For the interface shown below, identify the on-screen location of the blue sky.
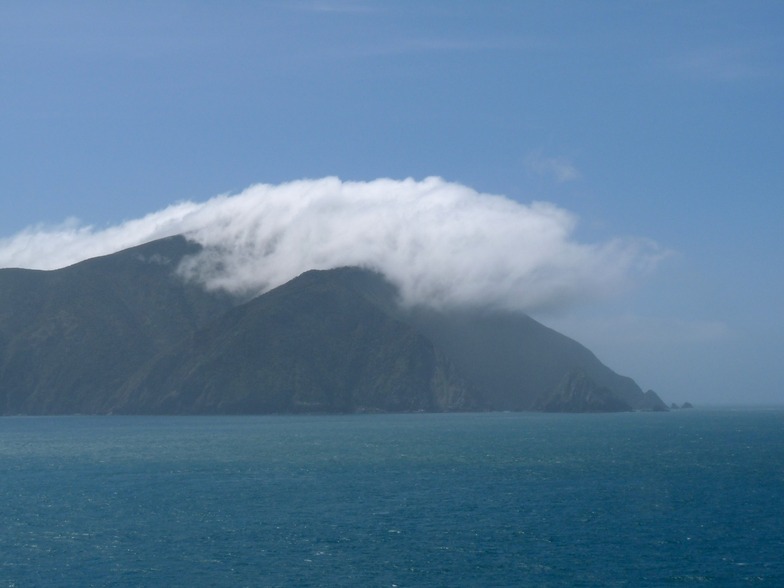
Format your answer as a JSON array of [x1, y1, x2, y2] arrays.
[[1, 1, 782, 405]]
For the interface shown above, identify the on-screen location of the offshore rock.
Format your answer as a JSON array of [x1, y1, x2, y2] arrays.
[[642, 389, 670, 411]]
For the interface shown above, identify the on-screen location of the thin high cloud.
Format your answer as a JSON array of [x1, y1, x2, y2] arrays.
[[295, 1, 378, 15], [668, 45, 775, 82], [525, 152, 581, 183], [0, 177, 666, 313]]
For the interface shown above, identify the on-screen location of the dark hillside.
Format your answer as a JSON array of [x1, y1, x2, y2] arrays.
[[117, 267, 475, 414], [0, 236, 233, 414], [0, 239, 666, 414], [405, 307, 666, 411]]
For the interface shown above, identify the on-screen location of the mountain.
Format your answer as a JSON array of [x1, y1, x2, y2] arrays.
[[0, 236, 666, 414], [115, 267, 474, 414], [0, 236, 234, 414], [531, 369, 634, 412], [403, 307, 665, 412]]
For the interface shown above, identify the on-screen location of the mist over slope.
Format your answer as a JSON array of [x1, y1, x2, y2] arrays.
[[0, 177, 664, 314]]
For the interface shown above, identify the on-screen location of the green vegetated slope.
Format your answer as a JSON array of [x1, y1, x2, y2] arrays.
[[0, 236, 667, 414]]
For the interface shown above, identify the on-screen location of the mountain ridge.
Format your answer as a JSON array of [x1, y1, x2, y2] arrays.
[[0, 236, 667, 414]]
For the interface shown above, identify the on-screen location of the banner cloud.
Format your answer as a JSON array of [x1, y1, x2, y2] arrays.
[[0, 177, 665, 313]]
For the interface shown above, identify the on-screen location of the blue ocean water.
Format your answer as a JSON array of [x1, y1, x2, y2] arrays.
[[1, 409, 782, 587]]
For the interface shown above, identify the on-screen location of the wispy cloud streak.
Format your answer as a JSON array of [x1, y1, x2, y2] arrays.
[[668, 45, 774, 82], [525, 152, 581, 183]]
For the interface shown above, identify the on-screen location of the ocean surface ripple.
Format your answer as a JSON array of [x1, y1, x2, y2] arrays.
[[1, 409, 782, 586]]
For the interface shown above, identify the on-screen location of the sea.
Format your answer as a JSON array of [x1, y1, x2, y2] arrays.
[[1, 409, 782, 587]]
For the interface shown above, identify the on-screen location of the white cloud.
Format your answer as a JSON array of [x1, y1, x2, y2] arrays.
[[0, 203, 202, 271], [0, 177, 665, 313], [525, 152, 581, 183]]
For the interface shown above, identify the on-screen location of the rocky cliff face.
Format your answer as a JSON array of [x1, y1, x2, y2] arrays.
[[532, 370, 633, 412], [402, 307, 666, 412]]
